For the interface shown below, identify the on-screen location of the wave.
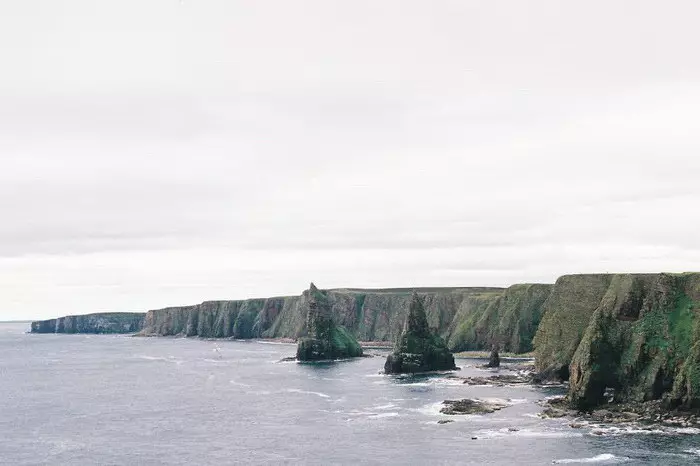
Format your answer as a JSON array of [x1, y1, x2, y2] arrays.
[[284, 388, 331, 399], [586, 425, 700, 436], [552, 453, 630, 463], [371, 403, 397, 410], [367, 412, 399, 419], [135, 355, 183, 364], [684, 449, 700, 456], [229, 380, 252, 388], [476, 428, 584, 439]]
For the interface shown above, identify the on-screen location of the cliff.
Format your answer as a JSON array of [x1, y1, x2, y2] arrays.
[[137, 285, 550, 352], [533, 273, 700, 411], [30, 312, 145, 334], [447, 283, 552, 353]]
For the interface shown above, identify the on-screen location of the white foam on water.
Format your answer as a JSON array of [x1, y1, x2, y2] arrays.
[[410, 401, 445, 417], [372, 403, 397, 410], [136, 355, 183, 364], [672, 427, 700, 435], [254, 340, 295, 346], [476, 428, 584, 439], [229, 380, 252, 388], [432, 378, 465, 386], [684, 449, 700, 456], [507, 398, 529, 405], [367, 412, 399, 419], [244, 389, 272, 396], [552, 453, 630, 464], [402, 381, 432, 387], [285, 388, 331, 399]]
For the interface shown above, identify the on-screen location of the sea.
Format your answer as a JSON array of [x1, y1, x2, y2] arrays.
[[1, 322, 699, 465]]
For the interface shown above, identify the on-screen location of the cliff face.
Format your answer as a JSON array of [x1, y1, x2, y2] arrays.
[[137, 286, 549, 351], [448, 283, 552, 353], [533, 275, 615, 378], [30, 312, 145, 334], [533, 273, 700, 411]]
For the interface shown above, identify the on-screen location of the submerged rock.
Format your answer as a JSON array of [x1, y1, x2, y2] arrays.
[[384, 292, 457, 374], [296, 283, 363, 361], [440, 398, 508, 415]]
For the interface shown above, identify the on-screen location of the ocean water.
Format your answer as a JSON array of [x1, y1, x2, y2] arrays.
[[1, 322, 698, 465]]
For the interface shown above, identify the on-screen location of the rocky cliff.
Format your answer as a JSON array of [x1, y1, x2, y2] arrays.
[[30, 312, 145, 334], [137, 285, 550, 352], [533, 273, 700, 411]]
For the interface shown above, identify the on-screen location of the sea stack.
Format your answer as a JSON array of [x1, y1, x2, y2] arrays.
[[384, 292, 457, 374], [487, 345, 500, 368], [296, 283, 363, 361]]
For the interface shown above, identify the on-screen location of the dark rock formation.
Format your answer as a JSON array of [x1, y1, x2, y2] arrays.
[[295, 283, 363, 361], [487, 345, 500, 368], [30, 313, 145, 334], [440, 399, 508, 415], [384, 292, 457, 373]]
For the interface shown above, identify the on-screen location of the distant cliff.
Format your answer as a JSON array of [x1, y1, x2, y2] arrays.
[[30, 312, 145, 334], [534, 273, 700, 410], [136, 285, 550, 353]]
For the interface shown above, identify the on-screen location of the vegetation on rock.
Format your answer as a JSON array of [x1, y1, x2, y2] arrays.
[[535, 273, 700, 412], [296, 283, 363, 361], [384, 292, 457, 373]]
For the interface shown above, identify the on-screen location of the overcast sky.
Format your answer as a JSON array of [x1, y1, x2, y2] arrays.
[[1, 1, 700, 320]]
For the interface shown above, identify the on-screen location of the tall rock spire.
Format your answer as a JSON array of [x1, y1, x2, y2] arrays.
[[384, 291, 457, 374]]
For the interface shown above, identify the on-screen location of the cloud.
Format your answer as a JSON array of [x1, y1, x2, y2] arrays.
[[1, 1, 699, 318]]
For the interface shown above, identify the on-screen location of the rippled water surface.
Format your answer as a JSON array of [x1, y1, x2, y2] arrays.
[[1, 322, 698, 465]]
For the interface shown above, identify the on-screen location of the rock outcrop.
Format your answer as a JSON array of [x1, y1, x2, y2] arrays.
[[487, 346, 500, 368], [384, 292, 457, 373], [533, 273, 700, 411], [296, 283, 363, 361], [440, 398, 508, 415], [30, 312, 145, 334]]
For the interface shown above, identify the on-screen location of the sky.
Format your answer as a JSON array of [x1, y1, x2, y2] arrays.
[[1, 1, 700, 320]]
